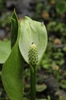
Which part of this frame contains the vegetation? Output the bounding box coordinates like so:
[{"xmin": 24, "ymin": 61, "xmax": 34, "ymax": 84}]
[
  {"xmin": 0, "ymin": 0, "xmax": 66, "ymax": 100},
  {"xmin": 0, "ymin": 10, "xmax": 47, "ymax": 100}
]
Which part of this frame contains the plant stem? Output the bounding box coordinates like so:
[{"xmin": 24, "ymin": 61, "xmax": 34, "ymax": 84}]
[
  {"xmin": 30, "ymin": 65, "xmax": 36, "ymax": 100},
  {"xmin": 56, "ymin": 70, "xmax": 60, "ymax": 100}
]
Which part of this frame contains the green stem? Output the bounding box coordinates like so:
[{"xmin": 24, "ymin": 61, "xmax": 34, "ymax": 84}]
[
  {"xmin": 30, "ymin": 65, "xmax": 36, "ymax": 100},
  {"xmin": 56, "ymin": 70, "xmax": 60, "ymax": 100}
]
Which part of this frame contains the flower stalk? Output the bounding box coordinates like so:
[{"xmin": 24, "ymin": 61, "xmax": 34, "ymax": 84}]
[
  {"xmin": 28, "ymin": 43, "xmax": 38, "ymax": 100},
  {"xmin": 30, "ymin": 65, "xmax": 36, "ymax": 100}
]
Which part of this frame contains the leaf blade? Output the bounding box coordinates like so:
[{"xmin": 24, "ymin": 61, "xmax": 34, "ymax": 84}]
[
  {"xmin": 0, "ymin": 40, "xmax": 11, "ymax": 63},
  {"xmin": 2, "ymin": 41, "xmax": 24, "ymax": 100}
]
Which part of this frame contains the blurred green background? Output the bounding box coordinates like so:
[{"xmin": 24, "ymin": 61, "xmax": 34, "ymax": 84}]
[{"xmin": 0, "ymin": 0, "xmax": 66, "ymax": 100}]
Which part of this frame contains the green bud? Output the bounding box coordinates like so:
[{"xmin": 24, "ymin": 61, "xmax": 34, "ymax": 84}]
[{"xmin": 28, "ymin": 43, "xmax": 38, "ymax": 66}]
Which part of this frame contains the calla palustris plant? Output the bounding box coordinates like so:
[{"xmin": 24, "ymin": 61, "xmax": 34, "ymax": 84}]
[{"xmin": 1, "ymin": 10, "xmax": 47, "ymax": 100}]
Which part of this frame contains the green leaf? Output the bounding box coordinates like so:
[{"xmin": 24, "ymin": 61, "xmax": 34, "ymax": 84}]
[
  {"xmin": 36, "ymin": 84, "xmax": 47, "ymax": 92},
  {"xmin": 0, "ymin": 40, "xmax": 11, "ymax": 63},
  {"xmin": 60, "ymin": 80, "xmax": 66, "ymax": 89},
  {"xmin": 18, "ymin": 16, "xmax": 47, "ymax": 65},
  {"xmin": 10, "ymin": 9, "xmax": 18, "ymax": 48},
  {"xmin": 2, "ymin": 41, "xmax": 24, "ymax": 100},
  {"xmin": 63, "ymin": 46, "xmax": 66, "ymax": 52},
  {"xmin": 56, "ymin": 1, "xmax": 66, "ymax": 15}
]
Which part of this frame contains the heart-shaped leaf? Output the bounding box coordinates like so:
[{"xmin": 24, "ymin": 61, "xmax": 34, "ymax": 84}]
[{"xmin": 18, "ymin": 16, "xmax": 47, "ymax": 65}]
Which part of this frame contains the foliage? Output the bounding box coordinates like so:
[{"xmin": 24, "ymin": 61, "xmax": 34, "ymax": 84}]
[
  {"xmin": 1, "ymin": 10, "xmax": 47, "ymax": 100},
  {"xmin": 0, "ymin": 0, "xmax": 66, "ymax": 100},
  {"xmin": 0, "ymin": 40, "xmax": 11, "ymax": 63},
  {"xmin": 33, "ymin": 1, "xmax": 66, "ymax": 99}
]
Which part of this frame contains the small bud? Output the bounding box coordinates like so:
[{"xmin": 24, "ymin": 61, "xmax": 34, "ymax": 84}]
[
  {"xmin": 41, "ymin": 22, "xmax": 44, "ymax": 26},
  {"xmin": 28, "ymin": 43, "xmax": 38, "ymax": 66}
]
